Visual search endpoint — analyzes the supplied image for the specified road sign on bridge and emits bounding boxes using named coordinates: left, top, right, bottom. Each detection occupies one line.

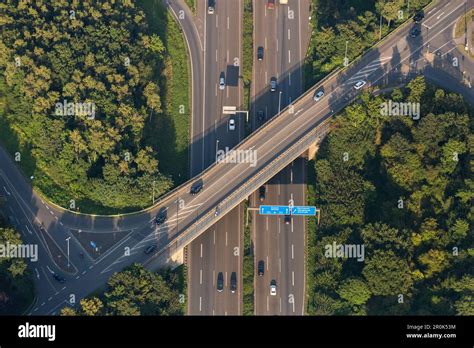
left=259, top=205, right=316, bottom=216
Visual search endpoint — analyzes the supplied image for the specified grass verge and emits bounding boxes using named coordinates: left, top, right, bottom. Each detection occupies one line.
left=242, top=0, right=253, bottom=112
left=184, top=0, right=196, bottom=14
left=242, top=200, right=254, bottom=315
left=305, top=159, right=318, bottom=314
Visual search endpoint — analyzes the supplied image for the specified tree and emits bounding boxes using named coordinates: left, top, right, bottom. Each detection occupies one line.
left=80, top=297, right=103, bottom=316
left=337, top=278, right=372, bottom=305
left=363, top=250, right=413, bottom=296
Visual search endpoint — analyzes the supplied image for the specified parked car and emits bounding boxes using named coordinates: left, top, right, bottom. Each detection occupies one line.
left=257, top=46, right=264, bottom=61
left=217, top=272, right=224, bottom=292
left=144, top=244, right=157, bottom=254
left=258, top=260, right=265, bottom=276
left=270, top=279, right=277, bottom=296
left=215, top=206, right=221, bottom=217
left=353, top=80, right=366, bottom=90
left=230, top=272, right=237, bottom=293
left=228, top=118, right=235, bottom=131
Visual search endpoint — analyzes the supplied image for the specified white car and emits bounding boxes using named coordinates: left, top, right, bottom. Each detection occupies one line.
left=313, top=90, right=324, bottom=102
left=228, top=118, right=235, bottom=131
left=353, top=80, right=366, bottom=90
left=219, top=76, right=225, bottom=90
left=270, top=280, right=277, bottom=296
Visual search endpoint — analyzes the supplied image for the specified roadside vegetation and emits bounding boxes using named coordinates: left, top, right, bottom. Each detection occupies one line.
left=0, top=0, right=190, bottom=214
left=0, top=210, right=35, bottom=315
left=304, top=0, right=431, bottom=87
left=243, top=202, right=255, bottom=315
left=60, top=263, right=184, bottom=316
left=307, top=77, right=474, bottom=315
left=243, top=0, right=254, bottom=113
left=184, top=0, right=196, bottom=14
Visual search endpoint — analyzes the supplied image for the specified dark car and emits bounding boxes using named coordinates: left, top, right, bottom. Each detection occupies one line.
left=217, top=272, right=224, bottom=292
left=257, top=46, right=264, bottom=61
left=267, top=0, right=275, bottom=9
left=258, top=260, right=264, bottom=276
left=155, top=212, right=167, bottom=225
left=410, top=26, right=421, bottom=38
left=53, top=273, right=65, bottom=283
left=230, top=272, right=237, bottom=293
left=190, top=180, right=203, bottom=195
left=413, top=11, right=424, bottom=23
left=144, top=244, right=157, bottom=254
left=259, top=186, right=266, bottom=201
left=284, top=215, right=291, bottom=225
left=257, top=110, right=265, bottom=123
left=208, top=0, right=215, bottom=14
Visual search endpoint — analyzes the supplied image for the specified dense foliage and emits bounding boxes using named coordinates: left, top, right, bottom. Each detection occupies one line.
left=60, top=263, right=184, bottom=316
left=305, top=0, right=431, bottom=86
left=0, top=210, right=34, bottom=315
left=0, top=0, right=191, bottom=213
left=307, top=78, right=474, bottom=315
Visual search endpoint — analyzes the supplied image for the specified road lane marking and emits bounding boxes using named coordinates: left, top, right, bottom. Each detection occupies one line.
left=213, top=230, right=216, bottom=245
left=292, top=271, right=295, bottom=286
left=199, top=296, right=202, bottom=312
left=288, top=29, right=290, bottom=40
left=35, top=268, right=40, bottom=279
left=3, top=186, right=11, bottom=195
left=289, top=72, right=291, bottom=86
left=25, top=225, right=32, bottom=235
left=279, top=258, right=281, bottom=273
left=290, top=169, right=293, bottom=183
left=288, top=50, right=291, bottom=63
left=216, top=14, right=218, bottom=28
left=266, top=216, right=268, bottom=231
left=279, top=297, right=282, bottom=313
left=227, top=16, right=229, bottom=30
left=436, top=11, right=445, bottom=20
left=267, top=296, right=269, bottom=311
left=442, top=46, right=456, bottom=56
left=291, top=244, right=294, bottom=260
left=200, top=269, right=202, bottom=284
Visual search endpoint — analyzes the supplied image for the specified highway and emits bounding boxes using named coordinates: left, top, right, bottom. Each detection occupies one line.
left=251, top=0, right=310, bottom=315
left=187, top=0, right=244, bottom=315
left=0, top=0, right=472, bottom=315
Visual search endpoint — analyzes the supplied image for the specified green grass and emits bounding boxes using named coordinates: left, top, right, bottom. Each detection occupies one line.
left=139, top=0, right=191, bottom=186
left=242, top=200, right=254, bottom=315
left=305, top=160, right=318, bottom=314
left=454, top=9, right=474, bottom=38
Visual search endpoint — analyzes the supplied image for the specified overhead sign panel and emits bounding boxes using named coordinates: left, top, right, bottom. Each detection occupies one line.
left=259, top=205, right=317, bottom=216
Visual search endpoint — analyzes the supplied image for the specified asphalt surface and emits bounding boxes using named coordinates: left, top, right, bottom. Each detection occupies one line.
left=0, top=0, right=472, bottom=315
left=187, top=0, right=244, bottom=315
left=250, top=0, right=310, bottom=315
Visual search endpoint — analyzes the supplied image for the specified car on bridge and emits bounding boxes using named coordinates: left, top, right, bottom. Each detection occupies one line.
left=190, top=180, right=203, bottom=195
left=313, top=89, right=325, bottom=102
left=144, top=244, right=157, bottom=254
left=155, top=211, right=167, bottom=225
left=270, top=77, right=277, bottom=92
left=353, top=80, right=366, bottom=90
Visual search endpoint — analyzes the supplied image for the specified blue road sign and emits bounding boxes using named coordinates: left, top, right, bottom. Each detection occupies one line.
left=90, top=241, right=97, bottom=249
left=291, top=206, right=317, bottom=216
left=259, top=205, right=317, bottom=216
left=259, top=205, right=290, bottom=215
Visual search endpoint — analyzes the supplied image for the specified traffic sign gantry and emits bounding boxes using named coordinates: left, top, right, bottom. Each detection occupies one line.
left=259, top=205, right=317, bottom=216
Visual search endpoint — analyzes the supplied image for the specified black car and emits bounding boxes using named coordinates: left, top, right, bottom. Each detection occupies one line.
left=144, top=244, right=157, bottom=254
left=413, top=11, right=424, bottom=23
left=284, top=215, right=291, bottom=225
left=53, top=273, right=65, bottom=283
left=230, top=272, right=237, bottom=293
left=257, top=46, right=264, bottom=61
left=217, top=272, right=224, bottom=292
left=259, top=186, right=266, bottom=201
left=258, top=260, right=264, bottom=276
left=190, top=180, right=203, bottom=195
left=155, top=213, right=167, bottom=225
left=410, top=26, right=421, bottom=38
left=257, top=110, right=265, bottom=123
